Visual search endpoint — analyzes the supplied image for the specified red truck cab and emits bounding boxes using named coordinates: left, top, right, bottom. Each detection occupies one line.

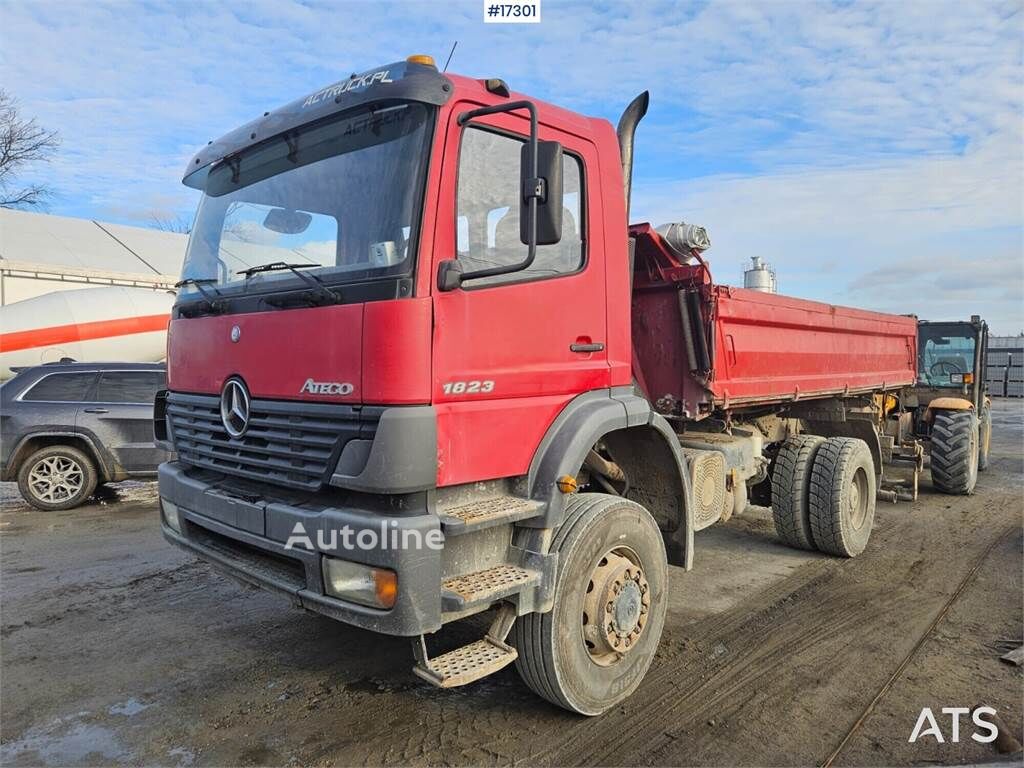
left=158, top=57, right=916, bottom=715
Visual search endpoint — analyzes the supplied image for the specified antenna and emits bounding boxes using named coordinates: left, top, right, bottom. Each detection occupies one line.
left=443, top=41, right=458, bottom=72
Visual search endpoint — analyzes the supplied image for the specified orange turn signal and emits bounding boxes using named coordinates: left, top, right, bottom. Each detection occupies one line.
left=557, top=474, right=578, bottom=494
left=374, top=569, right=398, bottom=609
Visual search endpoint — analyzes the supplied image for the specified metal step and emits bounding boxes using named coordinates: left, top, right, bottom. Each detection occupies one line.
left=413, top=636, right=518, bottom=688
left=437, top=495, right=543, bottom=535
left=441, top=564, right=540, bottom=612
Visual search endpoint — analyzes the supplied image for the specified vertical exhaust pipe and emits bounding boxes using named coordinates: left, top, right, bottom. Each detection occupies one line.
left=617, top=91, right=649, bottom=221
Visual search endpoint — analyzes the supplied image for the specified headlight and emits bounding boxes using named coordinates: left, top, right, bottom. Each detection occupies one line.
left=161, top=498, right=182, bottom=534
left=322, top=557, right=397, bottom=609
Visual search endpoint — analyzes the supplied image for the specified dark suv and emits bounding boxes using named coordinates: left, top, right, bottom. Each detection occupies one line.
left=1, top=363, right=170, bottom=510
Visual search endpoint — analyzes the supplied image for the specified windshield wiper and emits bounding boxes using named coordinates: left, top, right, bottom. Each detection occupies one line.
left=238, top=262, right=340, bottom=304
left=174, top=277, right=225, bottom=303
left=173, top=277, right=226, bottom=317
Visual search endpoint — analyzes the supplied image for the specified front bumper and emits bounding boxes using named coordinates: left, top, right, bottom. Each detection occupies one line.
left=159, top=461, right=442, bottom=636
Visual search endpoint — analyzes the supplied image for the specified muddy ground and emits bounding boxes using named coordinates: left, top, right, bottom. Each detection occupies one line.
left=1, top=400, right=1021, bottom=767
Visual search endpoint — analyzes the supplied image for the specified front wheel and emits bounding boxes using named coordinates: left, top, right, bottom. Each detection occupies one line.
left=513, top=493, right=668, bottom=715
left=17, top=445, right=98, bottom=511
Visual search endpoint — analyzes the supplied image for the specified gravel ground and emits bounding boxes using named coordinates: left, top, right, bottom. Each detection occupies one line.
left=1, top=400, right=1021, bottom=766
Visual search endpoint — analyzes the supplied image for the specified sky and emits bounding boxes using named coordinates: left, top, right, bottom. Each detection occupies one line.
left=2, top=0, right=1022, bottom=333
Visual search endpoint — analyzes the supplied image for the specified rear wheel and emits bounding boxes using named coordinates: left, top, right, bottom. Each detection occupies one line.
left=771, top=435, right=825, bottom=551
left=808, top=437, right=876, bottom=557
left=930, top=410, right=979, bottom=494
left=513, top=493, right=668, bottom=715
left=17, top=445, right=98, bottom=511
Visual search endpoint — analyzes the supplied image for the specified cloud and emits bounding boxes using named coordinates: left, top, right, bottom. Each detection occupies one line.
left=0, top=0, right=1020, bottom=330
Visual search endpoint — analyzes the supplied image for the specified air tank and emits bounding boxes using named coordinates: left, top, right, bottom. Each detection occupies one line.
left=743, top=255, right=777, bottom=293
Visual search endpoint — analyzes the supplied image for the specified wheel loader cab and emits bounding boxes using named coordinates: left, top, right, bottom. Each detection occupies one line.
left=915, top=318, right=988, bottom=408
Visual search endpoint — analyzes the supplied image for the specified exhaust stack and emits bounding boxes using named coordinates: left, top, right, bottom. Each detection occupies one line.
left=617, top=91, right=649, bottom=220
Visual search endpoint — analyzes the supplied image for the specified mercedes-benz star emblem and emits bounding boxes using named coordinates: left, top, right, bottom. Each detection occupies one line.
left=230, top=325, right=241, bottom=343
left=220, top=378, right=251, bottom=438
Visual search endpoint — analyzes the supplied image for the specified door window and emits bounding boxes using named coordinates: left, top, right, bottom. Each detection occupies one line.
left=94, top=372, right=167, bottom=404
left=456, top=127, right=583, bottom=287
left=21, top=372, right=96, bottom=402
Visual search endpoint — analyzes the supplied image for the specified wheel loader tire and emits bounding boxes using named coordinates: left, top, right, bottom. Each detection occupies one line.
left=770, top=435, right=825, bottom=551
left=512, top=493, right=667, bottom=716
left=930, top=410, right=979, bottom=494
left=808, top=437, right=876, bottom=558
left=978, top=406, right=992, bottom=472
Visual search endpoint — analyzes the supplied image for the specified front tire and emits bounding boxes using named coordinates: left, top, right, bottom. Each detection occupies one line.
left=930, top=410, right=979, bottom=494
left=808, top=437, right=876, bottom=557
left=17, top=445, right=98, bottom=511
left=513, top=493, right=668, bottom=715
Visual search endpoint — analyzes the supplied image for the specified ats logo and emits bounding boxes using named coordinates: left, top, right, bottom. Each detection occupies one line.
left=300, top=378, right=354, bottom=396
left=909, top=706, right=999, bottom=744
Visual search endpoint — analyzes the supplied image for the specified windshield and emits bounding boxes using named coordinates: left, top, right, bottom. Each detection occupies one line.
left=179, top=101, right=432, bottom=296
left=918, top=325, right=977, bottom=387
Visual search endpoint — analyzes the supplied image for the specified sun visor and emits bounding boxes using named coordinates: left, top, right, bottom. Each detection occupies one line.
left=183, top=61, right=451, bottom=189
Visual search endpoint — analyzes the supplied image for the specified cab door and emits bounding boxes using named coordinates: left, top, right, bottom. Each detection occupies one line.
left=431, top=103, right=609, bottom=486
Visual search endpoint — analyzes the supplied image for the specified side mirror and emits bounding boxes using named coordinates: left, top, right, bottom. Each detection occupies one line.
left=520, top=140, right=563, bottom=246
left=437, top=259, right=464, bottom=291
left=446, top=100, right=553, bottom=290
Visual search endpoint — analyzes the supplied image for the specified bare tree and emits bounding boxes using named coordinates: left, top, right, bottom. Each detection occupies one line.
left=0, top=90, right=60, bottom=209
left=149, top=213, right=193, bottom=234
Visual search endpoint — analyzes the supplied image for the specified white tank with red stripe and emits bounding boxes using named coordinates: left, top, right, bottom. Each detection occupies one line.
left=0, top=286, right=174, bottom=380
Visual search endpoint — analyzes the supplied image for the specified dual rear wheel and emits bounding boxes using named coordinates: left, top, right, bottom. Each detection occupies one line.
left=771, top=435, right=876, bottom=557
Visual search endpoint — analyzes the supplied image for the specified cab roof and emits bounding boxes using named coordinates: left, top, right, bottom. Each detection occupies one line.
left=182, top=60, right=452, bottom=188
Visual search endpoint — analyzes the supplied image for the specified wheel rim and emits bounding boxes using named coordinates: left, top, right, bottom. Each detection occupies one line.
left=581, top=547, right=650, bottom=667
left=27, top=456, right=84, bottom=504
left=847, top=467, right=870, bottom=530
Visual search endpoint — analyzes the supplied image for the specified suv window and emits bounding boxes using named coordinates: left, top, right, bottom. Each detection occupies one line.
left=94, top=371, right=166, bottom=404
left=21, top=372, right=96, bottom=402
left=457, top=127, right=583, bottom=288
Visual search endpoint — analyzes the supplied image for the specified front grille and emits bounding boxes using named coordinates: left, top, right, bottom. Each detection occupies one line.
left=166, top=392, right=366, bottom=491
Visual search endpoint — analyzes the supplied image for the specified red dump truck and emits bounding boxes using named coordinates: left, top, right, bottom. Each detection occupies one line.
left=157, top=56, right=918, bottom=715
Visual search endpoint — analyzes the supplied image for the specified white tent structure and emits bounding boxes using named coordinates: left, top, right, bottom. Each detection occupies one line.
left=0, top=209, right=187, bottom=378
left=0, top=207, right=185, bottom=304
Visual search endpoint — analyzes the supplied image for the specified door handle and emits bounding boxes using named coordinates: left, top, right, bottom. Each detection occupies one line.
left=570, top=342, right=604, bottom=353
left=83, top=407, right=109, bottom=414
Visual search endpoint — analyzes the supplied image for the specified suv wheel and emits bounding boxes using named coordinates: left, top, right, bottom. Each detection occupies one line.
left=17, top=445, right=98, bottom=511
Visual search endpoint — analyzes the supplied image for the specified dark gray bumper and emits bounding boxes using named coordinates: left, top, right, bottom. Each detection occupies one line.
left=159, top=462, right=442, bottom=636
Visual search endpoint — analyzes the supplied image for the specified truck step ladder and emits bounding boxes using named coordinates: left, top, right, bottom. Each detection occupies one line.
left=441, top=564, right=540, bottom=612
left=437, top=495, right=543, bottom=535
left=413, top=604, right=518, bottom=688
